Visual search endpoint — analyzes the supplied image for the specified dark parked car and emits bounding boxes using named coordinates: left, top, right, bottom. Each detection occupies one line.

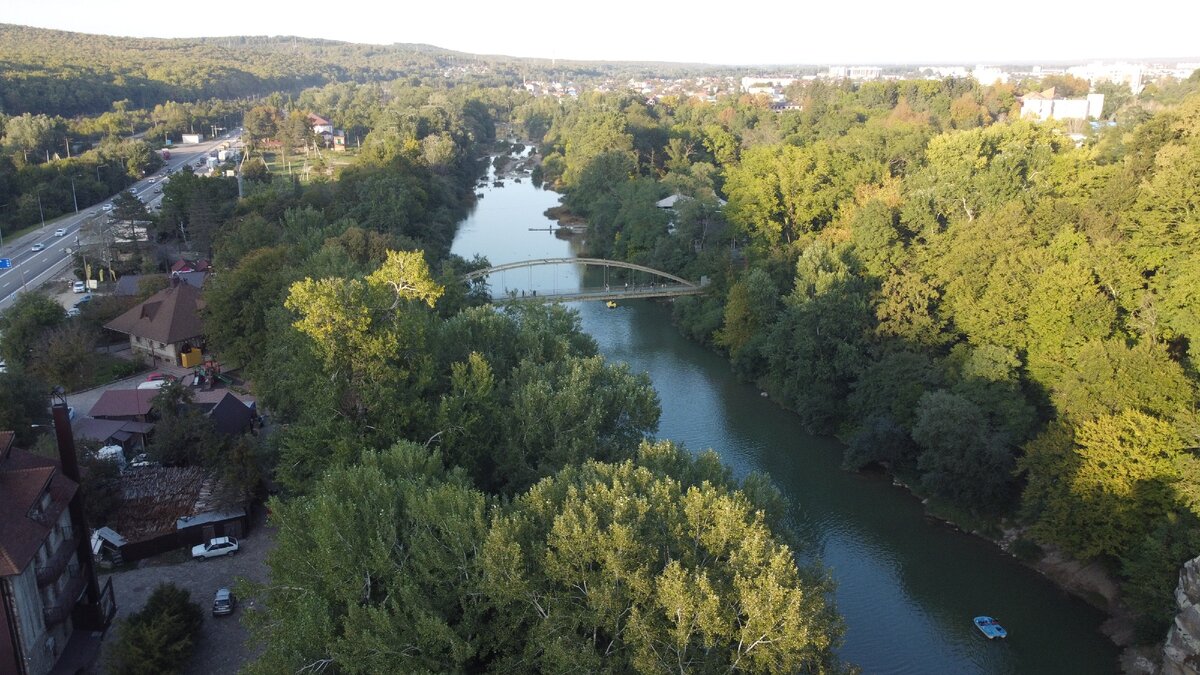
left=212, top=588, right=236, bottom=616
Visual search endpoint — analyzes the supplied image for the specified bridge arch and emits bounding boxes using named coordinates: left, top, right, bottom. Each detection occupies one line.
left=462, top=257, right=698, bottom=287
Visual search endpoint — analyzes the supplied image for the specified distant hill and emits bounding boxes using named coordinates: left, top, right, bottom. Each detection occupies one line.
left=0, top=24, right=481, bottom=116
left=0, top=24, right=739, bottom=118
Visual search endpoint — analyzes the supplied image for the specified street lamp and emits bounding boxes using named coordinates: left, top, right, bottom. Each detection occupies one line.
left=36, top=187, right=46, bottom=232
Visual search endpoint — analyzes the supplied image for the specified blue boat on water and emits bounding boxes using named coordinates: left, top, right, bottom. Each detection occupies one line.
left=974, top=616, right=1008, bottom=639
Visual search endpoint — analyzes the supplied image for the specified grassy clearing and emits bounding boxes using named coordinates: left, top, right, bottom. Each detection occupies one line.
left=77, top=353, right=147, bottom=391
left=256, top=147, right=358, bottom=184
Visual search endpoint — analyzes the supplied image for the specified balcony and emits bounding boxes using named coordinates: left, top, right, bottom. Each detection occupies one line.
left=42, top=568, right=86, bottom=627
left=36, top=528, right=79, bottom=587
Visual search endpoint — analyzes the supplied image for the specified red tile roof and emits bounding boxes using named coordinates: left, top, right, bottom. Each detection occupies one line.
left=0, top=437, right=78, bottom=577
left=169, top=259, right=211, bottom=274
left=104, top=282, right=205, bottom=345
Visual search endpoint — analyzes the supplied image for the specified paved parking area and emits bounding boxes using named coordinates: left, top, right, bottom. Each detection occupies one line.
left=93, top=516, right=275, bottom=674
left=64, top=369, right=150, bottom=419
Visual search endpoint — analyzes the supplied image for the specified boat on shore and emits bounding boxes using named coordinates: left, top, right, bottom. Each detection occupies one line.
left=606, top=300, right=618, bottom=309
left=974, top=616, right=1007, bottom=640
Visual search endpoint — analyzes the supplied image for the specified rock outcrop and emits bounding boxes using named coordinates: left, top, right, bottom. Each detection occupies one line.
left=1163, top=555, right=1200, bottom=675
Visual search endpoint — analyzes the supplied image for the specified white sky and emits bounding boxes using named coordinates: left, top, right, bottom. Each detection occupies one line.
left=3, top=0, right=1198, bottom=66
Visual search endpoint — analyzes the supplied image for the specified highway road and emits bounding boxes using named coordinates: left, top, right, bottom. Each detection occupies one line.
left=0, top=132, right=242, bottom=312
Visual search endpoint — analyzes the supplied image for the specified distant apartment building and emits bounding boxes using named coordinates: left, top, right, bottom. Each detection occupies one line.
left=972, top=65, right=1010, bottom=86
left=1020, top=87, right=1105, bottom=121
left=825, top=66, right=882, bottom=81
left=1067, top=61, right=1144, bottom=94
left=920, top=66, right=969, bottom=79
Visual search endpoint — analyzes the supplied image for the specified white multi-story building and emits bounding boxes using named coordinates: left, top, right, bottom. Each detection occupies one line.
left=973, top=65, right=1010, bottom=86
left=823, top=66, right=882, bottom=81
left=1067, top=61, right=1144, bottom=94
left=1020, top=87, right=1105, bottom=121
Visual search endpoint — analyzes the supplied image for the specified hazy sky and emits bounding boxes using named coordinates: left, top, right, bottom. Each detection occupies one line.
left=3, top=0, right=1198, bottom=65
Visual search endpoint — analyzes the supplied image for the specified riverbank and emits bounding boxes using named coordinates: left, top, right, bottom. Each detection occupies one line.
left=529, top=164, right=1145, bottom=658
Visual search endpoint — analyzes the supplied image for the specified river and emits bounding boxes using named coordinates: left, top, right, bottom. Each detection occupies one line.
left=451, top=154, right=1120, bottom=674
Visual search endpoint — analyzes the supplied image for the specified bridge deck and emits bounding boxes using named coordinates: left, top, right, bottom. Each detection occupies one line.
left=493, top=285, right=705, bottom=303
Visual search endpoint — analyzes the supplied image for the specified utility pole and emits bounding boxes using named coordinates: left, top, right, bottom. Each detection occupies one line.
left=37, top=189, right=46, bottom=231
left=70, top=177, right=78, bottom=213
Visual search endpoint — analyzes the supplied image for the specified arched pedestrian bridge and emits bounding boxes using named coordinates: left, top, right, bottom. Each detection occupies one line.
left=462, top=257, right=708, bottom=303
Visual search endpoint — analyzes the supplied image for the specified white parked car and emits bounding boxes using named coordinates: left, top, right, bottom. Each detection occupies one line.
left=192, top=536, right=239, bottom=560
left=72, top=281, right=86, bottom=293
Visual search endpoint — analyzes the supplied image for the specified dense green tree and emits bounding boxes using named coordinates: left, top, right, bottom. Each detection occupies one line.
left=1052, top=340, right=1197, bottom=431
left=480, top=442, right=846, bottom=673
left=765, top=243, right=872, bottom=430
left=111, top=190, right=149, bottom=223
left=912, top=390, right=1014, bottom=509
left=4, top=112, right=61, bottom=162
left=0, top=292, right=65, bottom=369
left=0, top=370, right=48, bottom=446
left=27, top=322, right=97, bottom=391
left=106, top=583, right=203, bottom=675
left=245, top=442, right=488, bottom=674
left=1020, top=411, right=1194, bottom=560
left=148, top=382, right=219, bottom=467
left=499, top=355, right=660, bottom=494
left=716, top=267, right=780, bottom=366
left=243, top=105, right=279, bottom=144
left=203, top=246, right=294, bottom=367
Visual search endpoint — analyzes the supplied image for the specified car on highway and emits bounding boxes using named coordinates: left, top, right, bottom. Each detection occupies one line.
left=102, top=203, right=113, bottom=212
left=30, top=243, right=45, bottom=252
left=192, top=536, right=239, bottom=561
left=148, top=178, right=156, bottom=183
left=54, top=227, right=66, bottom=237
left=212, top=588, right=236, bottom=616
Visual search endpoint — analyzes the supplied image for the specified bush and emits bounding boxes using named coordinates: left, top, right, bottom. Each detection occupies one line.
left=107, top=582, right=203, bottom=675
left=1010, top=537, right=1044, bottom=563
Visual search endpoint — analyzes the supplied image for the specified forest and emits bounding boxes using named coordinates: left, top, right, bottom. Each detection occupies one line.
left=527, top=72, right=1200, bottom=638
left=0, top=24, right=735, bottom=118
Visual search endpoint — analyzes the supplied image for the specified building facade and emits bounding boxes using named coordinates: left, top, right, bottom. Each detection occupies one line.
left=0, top=433, right=87, bottom=674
